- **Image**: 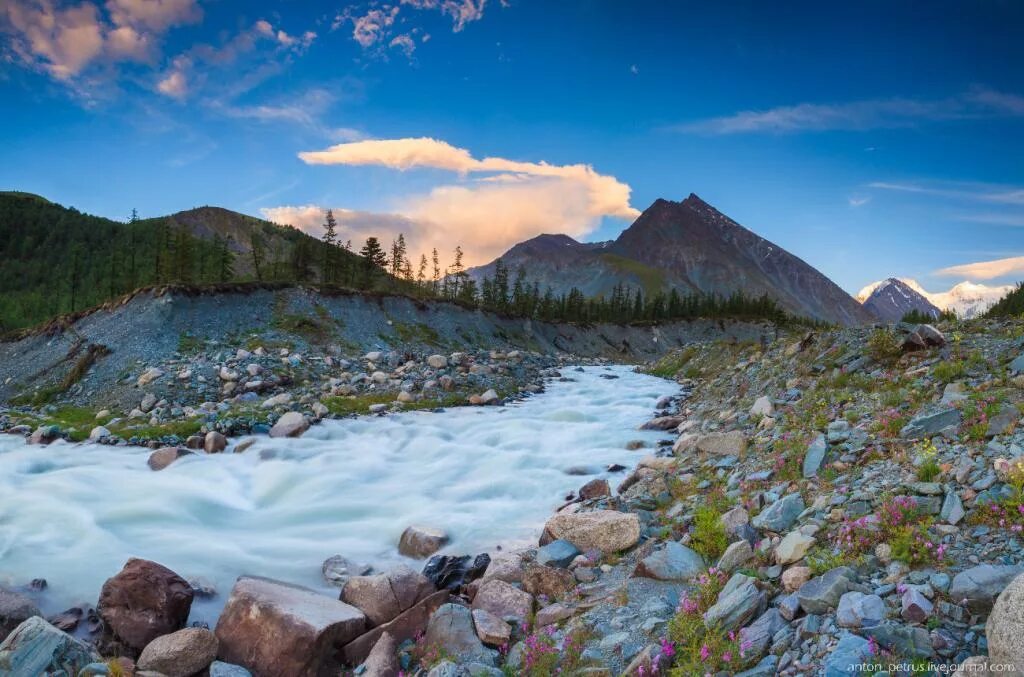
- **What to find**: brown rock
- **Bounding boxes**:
[535,602,575,627]
[269,411,309,438]
[341,566,435,627]
[397,526,449,559]
[98,558,194,653]
[578,478,611,500]
[215,576,366,677]
[471,608,511,646]
[542,510,641,553]
[361,631,400,677]
[1,588,41,642]
[204,431,227,453]
[521,564,575,600]
[471,579,533,627]
[137,627,217,677]
[147,447,192,471]
[341,590,449,666]
[782,566,812,593]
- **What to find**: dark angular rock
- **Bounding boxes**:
[422,554,490,592]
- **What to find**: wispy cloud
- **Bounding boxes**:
[675,87,1024,135]
[935,255,1024,280]
[868,180,1024,205]
[848,196,870,208]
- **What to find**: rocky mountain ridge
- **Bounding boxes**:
[860,277,942,322]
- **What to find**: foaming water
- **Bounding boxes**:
[0,365,674,624]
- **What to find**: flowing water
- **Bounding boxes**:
[0,365,675,624]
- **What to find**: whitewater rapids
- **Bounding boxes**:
[0,365,675,624]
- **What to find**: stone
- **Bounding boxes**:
[536,540,580,568]
[900,408,962,439]
[634,541,705,581]
[204,431,227,453]
[949,564,1024,613]
[703,574,760,632]
[398,526,450,559]
[695,431,747,457]
[89,425,111,440]
[137,627,218,677]
[341,566,435,627]
[941,490,965,525]
[861,622,932,658]
[742,609,787,660]
[0,617,98,676]
[471,579,533,627]
[423,554,491,591]
[986,572,1024,671]
[424,604,496,666]
[797,568,853,615]
[542,510,641,553]
[98,558,194,652]
[782,566,812,593]
[140,392,158,412]
[534,603,574,627]
[750,396,774,417]
[362,631,400,677]
[751,493,805,533]
[901,588,933,623]
[137,367,164,386]
[28,425,60,445]
[803,434,827,478]
[717,539,754,572]
[775,531,815,565]
[1010,353,1024,375]
[427,355,448,369]
[521,564,575,599]
[322,555,373,588]
[340,590,450,666]
[578,478,611,500]
[824,632,871,677]
[0,588,41,642]
[915,324,946,347]
[836,591,885,628]
[147,444,192,469]
[640,416,685,431]
[479,389,499,405]
[215,576,366,677]
[269,411,309,438]
[471,608,511,646]
[988,405,1019,437]
[721,506,750,533]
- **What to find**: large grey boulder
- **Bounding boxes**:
[703,573,761,631]
[950,564,1024,613]
[695,431,747,457]
[900,408,961,439]
[269,411,309,438]
[137,627,218,677]
[0,588,41,642]
[634,541,705,581]
[424,604,497,666]
[986,572,1024,670]
[803,434,827,478]
[0,616,98,676]
[824,633,871,677]
[797,568,853,615]
[836,591,885,628]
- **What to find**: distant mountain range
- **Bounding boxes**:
[468,194,874,326]
[856,278,1013,319]
[858,278,941,322]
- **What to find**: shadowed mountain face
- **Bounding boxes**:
[861,278,941,322]
[468,194,874,325]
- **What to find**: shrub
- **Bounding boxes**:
[689,507,729,560]
[915,439,941,482]
[867,328,902,363]
[667,568,752,676]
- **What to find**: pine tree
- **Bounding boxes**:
[390,234,407,279]
[321,209,338,284]
[431,248,441,294]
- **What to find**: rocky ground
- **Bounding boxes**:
[3,316,1024,676]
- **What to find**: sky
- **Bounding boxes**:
[1,0,1023,295]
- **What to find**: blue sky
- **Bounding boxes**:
[2,0,1023,294]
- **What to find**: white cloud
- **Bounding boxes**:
[848,196,870,207]
[105,0,200,32]
[676,87,1024,135]
[935,256,1024,280]
[275,137,640,266]
[156,66,186,98]
[337,0,492,59]
[390,34,416,58]
[350,7,398,48]
[868,180,1024,205]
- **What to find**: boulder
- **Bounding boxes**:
[340,590,449,666]
[479,389,499,405]
[210,661,253,677]
[471,579,533,627]
[640,416,685,431]
[750,396,774,417]
[781,566,812,593]
[137,627,218,677]
[578,478,611,500]
[950,564,1024,613]
[861,622,932,658]
[361,631,400,677]
[215,576,366,677]
[471,608,511,646]
[98,558,194,652]
[717,539,754,573]
[900,408,962,439]
[269,411,309,438]
[322,555,373,588]
[634,541,705,581]
[751,493,805,533]
[914,324,946,347]
[205,431,227,453]
[147,446,193,471]
[535,602,575,627]
[0,616,98,675]
[424,604,496,666]
[137,367,164,386]
[398,526,450,559]
[426,355,448,369]
[836,591,885,628]
[695,431,747,457]
[824,633,871,677]
[797,568,853,615]
[1010,353,1024,375]
[341,566,435,627]
[986,572,1024,671]
[901,588,933,624]
[0,588,41,642]
[542,510,641,553]
[89,426,111,441]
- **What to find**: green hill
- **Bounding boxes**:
[0,193,404,332]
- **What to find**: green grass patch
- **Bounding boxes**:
[645,346,698,379]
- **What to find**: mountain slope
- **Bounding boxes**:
[860,278,941,321]
[469,194,871,325]
[856,277,1014,318]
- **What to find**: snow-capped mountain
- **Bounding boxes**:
[859,278,941,322]
[855,278,1014,319]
